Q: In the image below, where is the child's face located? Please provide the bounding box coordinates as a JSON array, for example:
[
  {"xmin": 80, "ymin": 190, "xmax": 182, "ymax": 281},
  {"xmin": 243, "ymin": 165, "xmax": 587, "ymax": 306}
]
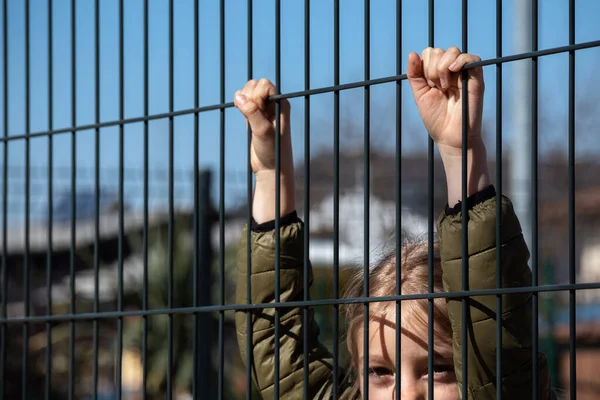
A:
[{"xmin": 355, "ymin": 308, "xmax": 459, "ymax": 399}]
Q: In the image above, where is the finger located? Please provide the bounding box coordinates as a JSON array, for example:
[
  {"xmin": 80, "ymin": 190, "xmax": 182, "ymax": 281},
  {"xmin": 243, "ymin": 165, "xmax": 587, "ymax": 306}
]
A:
[
  {"xmin": 448, "ymin": 53, "xmax": 482, "ymax": 72},
  {"xmin": 234, "ymin": 91, "xmax": 272, "ymax": 135},
  {"xmin": 253, "ymin": 78, "xmax": 277, "ymax": 112},
  {"xmin": 427, "ymin": 48, "xmax": 445, "ymax": 90},
  {"xmin": 421, "ymin": 47, "xmax": 436, "ymax": 88},
  {"xmin": 407, "ymin": 52, "xmax": 430, "ymax": 102},
  {"xmin": 437, "ymin": 46, "xmax": 461, "ymax": 90},
  {"xmin": 255, "ymin": 78, "xmax": 276, "ymax": 98},
  {"xmin": 240, "ymin": 80, "xmax": 260, "ymax": 112},
  {"xmin": 448, "ymin": 53, "xmax": 484, "ymax": 89},
  {"xmin": 241, "ymin": 79, "xmax": 259, "ymax": 96}
]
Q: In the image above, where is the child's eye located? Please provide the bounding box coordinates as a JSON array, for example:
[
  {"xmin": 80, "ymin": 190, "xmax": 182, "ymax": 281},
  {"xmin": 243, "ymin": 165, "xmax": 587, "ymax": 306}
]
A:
[
  {"xmin": 432, "ymin": 364, "xmax": 454, "ymax": 375},
  {"xmin": 430, "ymin": 364, "xmax": 456, "ymax": 382},
  {"xmin": 368, "ymin": 367, "xmax": 394, "ymax": 379}
]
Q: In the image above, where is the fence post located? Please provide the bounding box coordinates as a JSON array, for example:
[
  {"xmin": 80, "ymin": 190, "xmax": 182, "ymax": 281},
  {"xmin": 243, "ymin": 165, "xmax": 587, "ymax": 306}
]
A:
[{"xmin": 196, "ymin": 169, "xmax": 215, "ymax": 398}]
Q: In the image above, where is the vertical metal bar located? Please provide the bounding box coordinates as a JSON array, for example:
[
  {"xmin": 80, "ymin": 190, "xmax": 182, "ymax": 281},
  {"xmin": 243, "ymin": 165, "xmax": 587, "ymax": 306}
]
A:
[
  {"xmin": 192, "ymin": 0, "xmax": 199, "ymax": 398},
  {"xmin": 363, "ymin": 1, "xmax": 370, "ymax": 398},
  {"xmin": 167, "ymin": 0, "xmax": 175, "ymax": 398},
  {"xmin": 196, "ymin": 171, "xmax": 214, "ymax": 395},
  {"xmin": 530, "ymin": 0, "xmax": 539, "ymax": 397},
  {"xmin": 142, "ymin": 1, "xmax": 149, "ymax": 398},
  {"xmin": 68, "ymin": 0, "xmax": 77, "ymax": 398},
  {"xmin": 274, "ymin": 0, "xmax": 281, "ymax": 397},
  {"xmin": 0, "ymin": 1, "xmax": 6, "ymax": 395},
  {"xmin": 22, "ymin": 0, "xmax": 31, "ymax": 398},
  {"xmin": 245, "ymin": 0, "xmax": 253, "ymax": 399},
  {"xmin": 304, "ymin": 0, "xmax": 313, "ymax": 397},
  {"xmin": 568, "ymin": 0, "xmax": 576, "ymax": 398},
  {"xmin": 394, "ymin": 0, "xmax": 402, "ymax": 398},
  {"xmin": 331, "ymin": 0, "xmax": 338, "ymax": 398},
  {"xmin": 495, "ymin": 0, "xmax": 503, "ymax": 398},
  {"xmin": 45, "ymin": 1, "xmax": 54, "ymax": 398},
  {"xmin": 427, "ymin": 0, "xmax": 434, "ymax": 398},
  {"xmin": 218, "ymin": 0, "xmax": 225, "ymax": 398},
  {"xmin": 92, "ymin": 0, "xmax": 100, "ymax": 398},
  {"xmin": 116, "ymin": 0, "xmax": 125, "ymax": 398},
  {"xmin": 460, "ymin": 0, "xmax": 469, "ymax": 396}
]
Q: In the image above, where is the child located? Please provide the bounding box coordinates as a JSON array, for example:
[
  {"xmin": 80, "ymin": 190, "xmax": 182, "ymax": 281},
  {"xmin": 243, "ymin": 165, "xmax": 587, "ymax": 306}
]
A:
[{"xmin": 233, "ymin": 47, "xmax": 554, "ymax": 399}]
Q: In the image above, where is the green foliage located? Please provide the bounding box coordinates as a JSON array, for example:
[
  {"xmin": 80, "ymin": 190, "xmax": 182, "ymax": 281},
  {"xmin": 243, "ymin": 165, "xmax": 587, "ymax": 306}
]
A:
[
  {"xmin": 123, "ymin": 214, "xmax": 246, "ymax": 399},
  {"xmin": 123, "ymin": 214, "xmax": 196, "ymax": 397}
]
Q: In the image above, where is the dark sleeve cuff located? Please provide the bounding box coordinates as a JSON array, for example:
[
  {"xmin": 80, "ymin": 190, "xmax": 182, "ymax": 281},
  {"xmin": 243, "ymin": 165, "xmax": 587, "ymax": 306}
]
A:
[
  {"xmin": 251, "ymin": 210, "xmax": 302, "ymax": 233},
  {"xmin": 445, "ymin": 185, "xmax": 496, "ymax": 216}
]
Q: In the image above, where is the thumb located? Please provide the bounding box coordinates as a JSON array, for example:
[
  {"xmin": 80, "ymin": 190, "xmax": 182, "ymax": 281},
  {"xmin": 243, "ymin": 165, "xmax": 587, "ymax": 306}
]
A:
[
  {"xmin": 234, "ymin": 92, "xmax": 272, "ymax": 135},
  {"xmin": 407, "ymin": 52, "xmax": 429, "ymax": 102}
]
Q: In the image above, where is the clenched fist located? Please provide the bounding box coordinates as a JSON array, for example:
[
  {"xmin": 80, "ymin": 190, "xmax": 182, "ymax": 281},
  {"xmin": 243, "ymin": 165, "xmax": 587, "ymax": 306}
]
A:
[
  {"xmin": 233, "ymin": 78, "xmax": 293, "ymax": 175},
  {"xmin": 407, "ymin": 47, "xmax": 485, "ymax": 156}
]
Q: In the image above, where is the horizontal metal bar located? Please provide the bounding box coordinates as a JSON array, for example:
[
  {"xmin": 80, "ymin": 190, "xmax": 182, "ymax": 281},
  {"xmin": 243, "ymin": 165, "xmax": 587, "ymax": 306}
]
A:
[
  {"xmin": 466, "ymin": 39, "xmax": 600, "ymax": 69},
  {"xmin": 2, "ymin": 39, "xmax": 599, "ymax": 144},
  {"xmin": 2, "ymin": 281, "xmax": 600, "ymax": 324},
  {"xmin": 1, "ymin": 104, "xmax": 232, "ymax": 142}
]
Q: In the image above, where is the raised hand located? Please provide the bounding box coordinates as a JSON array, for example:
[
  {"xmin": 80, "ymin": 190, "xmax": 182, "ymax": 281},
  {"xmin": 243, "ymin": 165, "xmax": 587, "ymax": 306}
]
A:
[
  {"xmin": 407, "ymin": 47, "xmax": 485, "ymax": 155},
  {"xmin": 234, "ymin": 78, "xmax": 295, "ymax": 223},
  {"xmin": 233, "ymin": 78, "xmax": 293, "ymax": 175},
  {"xmin": 408, "ymin": 47, "xmax": 490, "ymax": 205}
]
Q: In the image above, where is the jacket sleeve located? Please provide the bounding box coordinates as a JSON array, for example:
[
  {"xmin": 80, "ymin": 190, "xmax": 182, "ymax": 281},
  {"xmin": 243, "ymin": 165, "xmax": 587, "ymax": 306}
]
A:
[
  {"xmin": 234, "ymin": 216, "xmax": 352, "ymax": 400},
  {"xmin": 437, "ymin": 191, "xmax": 553, "ymax": 399}
]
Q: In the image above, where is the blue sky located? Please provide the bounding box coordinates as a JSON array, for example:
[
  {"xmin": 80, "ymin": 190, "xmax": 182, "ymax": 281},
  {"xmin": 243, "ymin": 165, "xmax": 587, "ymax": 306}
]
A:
[{"xmin": 1, "ymin": 0, "xmax": 599, "ymax": 221}]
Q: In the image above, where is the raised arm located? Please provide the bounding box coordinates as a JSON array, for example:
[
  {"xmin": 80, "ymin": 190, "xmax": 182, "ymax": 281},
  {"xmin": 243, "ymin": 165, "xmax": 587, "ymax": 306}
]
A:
[
  {"xmin": 232, "ymin": 79, "xmax": 350, "ymax": 399},
  {"xmin": 408, "ymin": 48, "xmax": 553, "ymax": 399}
]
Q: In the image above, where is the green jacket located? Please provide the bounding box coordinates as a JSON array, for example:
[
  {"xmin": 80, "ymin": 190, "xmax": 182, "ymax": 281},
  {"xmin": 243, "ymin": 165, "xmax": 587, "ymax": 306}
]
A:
[{"xmin": 235, "ymin": 192, "xmax": 553, "ymax": 399}]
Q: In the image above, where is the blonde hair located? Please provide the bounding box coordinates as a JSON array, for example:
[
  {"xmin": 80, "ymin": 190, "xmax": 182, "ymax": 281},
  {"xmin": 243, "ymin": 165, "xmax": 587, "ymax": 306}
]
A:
[{"xmin": 341, "ymin": 241, "xmax": 452, "ymax": 390}]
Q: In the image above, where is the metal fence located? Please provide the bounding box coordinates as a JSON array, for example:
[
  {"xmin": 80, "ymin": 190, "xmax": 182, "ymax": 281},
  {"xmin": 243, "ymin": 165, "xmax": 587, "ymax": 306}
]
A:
[{"xmin": 1, "ymin": 0, "xmax": 600, "ymax": 399}]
